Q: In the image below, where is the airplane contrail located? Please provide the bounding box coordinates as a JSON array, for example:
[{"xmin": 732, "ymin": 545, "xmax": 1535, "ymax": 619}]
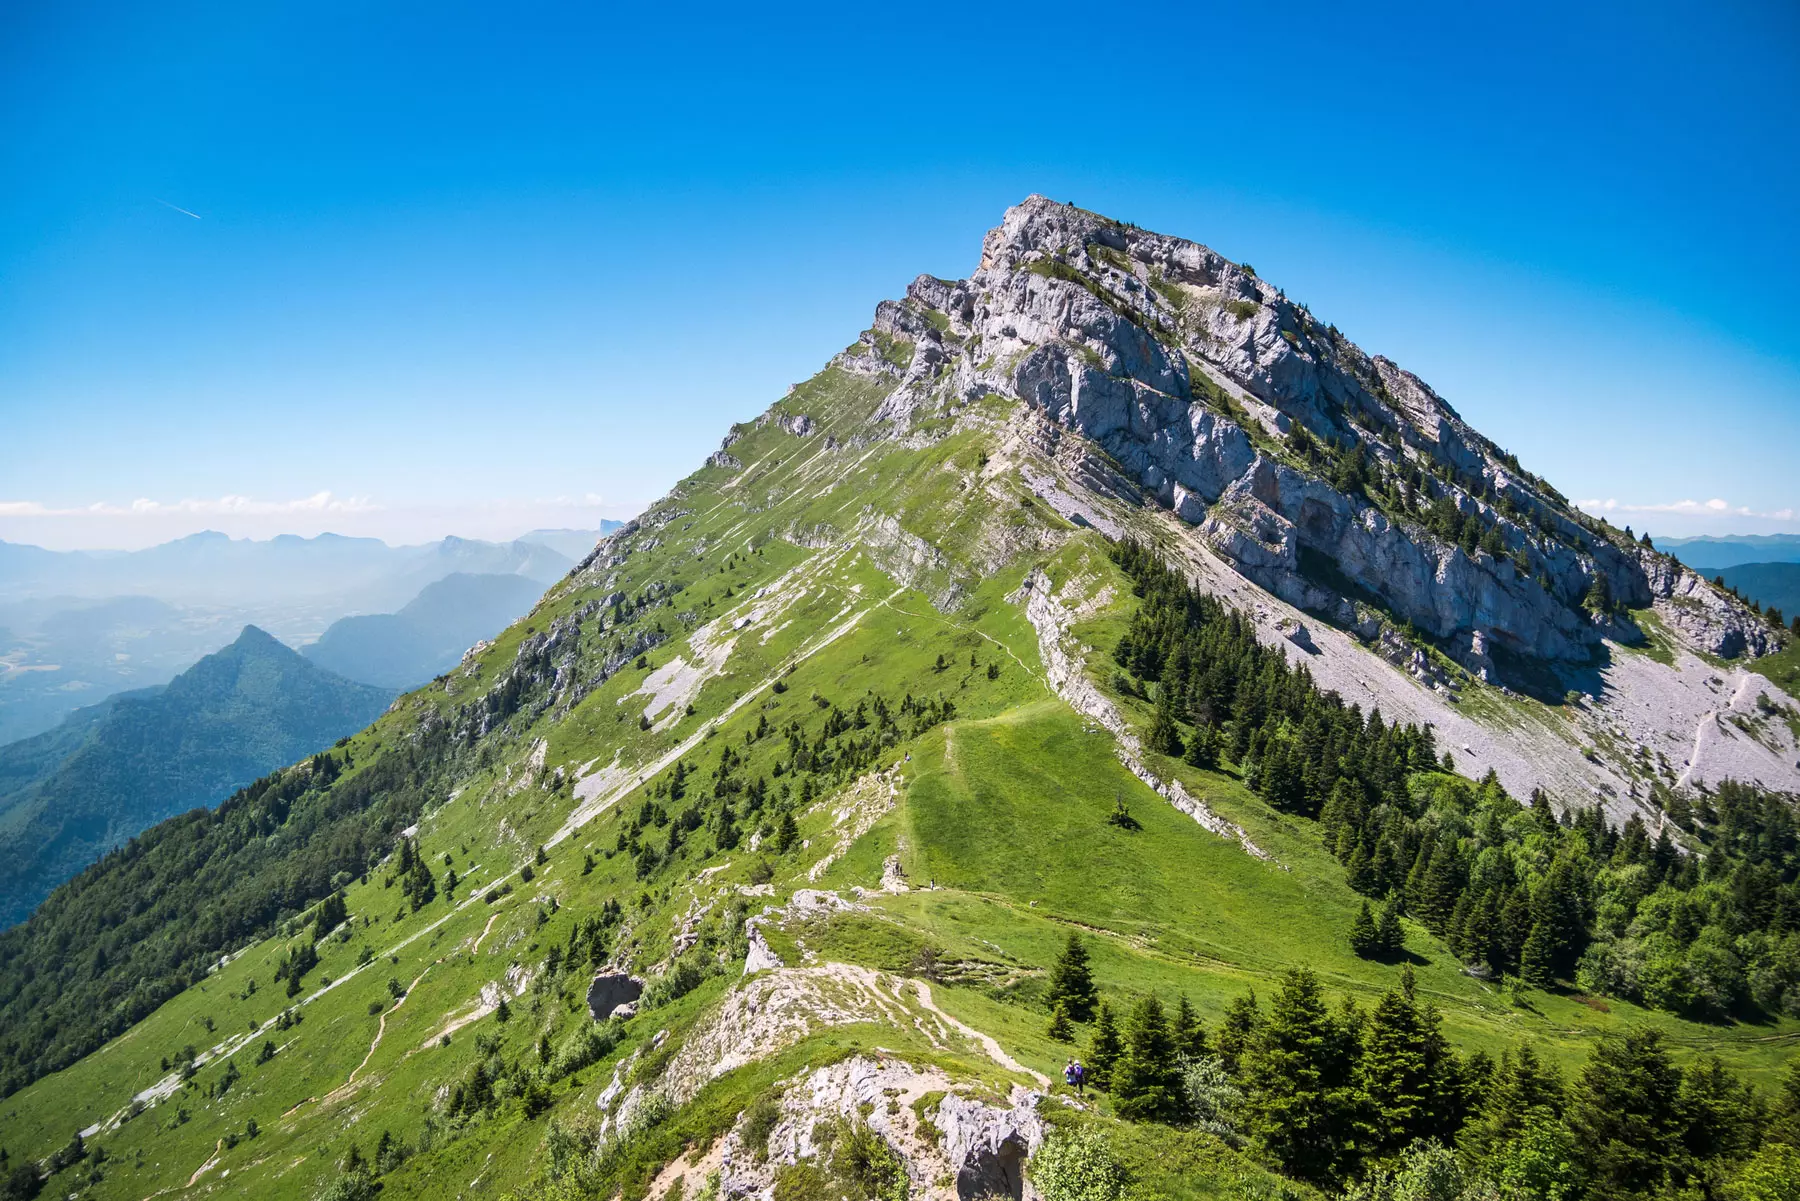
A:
[{"xmin": 154, "ymin": 198, "xmax": 202, "ymax": 219}]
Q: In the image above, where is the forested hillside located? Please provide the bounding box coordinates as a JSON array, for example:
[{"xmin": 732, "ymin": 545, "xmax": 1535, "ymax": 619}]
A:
[{"xmin": 0, "ymin": 627, "xmax": 394, "ymax": 927}]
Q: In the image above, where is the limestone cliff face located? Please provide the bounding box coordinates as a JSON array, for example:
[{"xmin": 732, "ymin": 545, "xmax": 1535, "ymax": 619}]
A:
[{"xmin": 839, "ymin": 196, "xmax": 1773, "ymax": 671}]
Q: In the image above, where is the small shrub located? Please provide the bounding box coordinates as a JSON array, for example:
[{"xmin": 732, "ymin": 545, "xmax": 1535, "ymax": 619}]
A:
[
  {"xmin": 742, "ymin": 1092, "xmax": 784, "ymax": 1160},
  {"xmin": 1030, "ymin": 1125, "xmax": 1132, "ymax": 1201}
]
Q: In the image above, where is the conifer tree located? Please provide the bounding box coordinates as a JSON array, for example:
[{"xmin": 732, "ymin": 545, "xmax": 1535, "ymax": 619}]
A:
[
  {"xmin": 1045, "ymin": 932, "xmax": 1097, "ymax": 1022},
  {"xmin": 773, "ymin": 810, "xmax": 799, "ymax": 854},
  {"xmin": 1347, "ymin": 838, "xmax": 1379, "ymax": 895},
  {"xmin": 1349, "ymin": 900, "xmax": 1380, "ymax": 958},
  {"xmin": 1459, "ymin": 1043, "xmax": 1564, "ymax": 1167},
  {"xmin": 1519, "ymin": 918, "xmax": 1556, "ymax": 988},
  {"xmin": 1678, "ymin": 1055, "xmax": 1762, "ymax": 1169},
  {"xmin": 1243, "ymin": 969, "xmax": 1358, "ymax": 1184},
  {"xmin": 1215, "ymin": 991, "xmax": 1260, "ymax": 1076},
  {"xmin": 1087, "ymin": 1001, "xmax": 1124, "ymax": 1093},
  {"xmin": 1375, "ymin": 897, "xmax": 1405, "ymax": 959},
  {"xmin": 312, "ymin": 890, "xmax": 348, "ymax": 941},
  {"xmin": 1112, "ymin": 996, "xmax": 1183, "ymax": 1124},
  {"xmin": 1184, "ymin": 723, "xmax": 1221, "ymax": 770},
  {"xmin": 1171, "ymin": 994, "xmax": 1206, "ymax": 1061},
  {"xmin": 1046, "ymin": 1001, "xmax": 1074, "ymax": 1043},
  {"xmin": 1359, "ymin": 966, "xmax": 1461, "ymax": 1155},
  {"xmin": 1565, "ymin": 1029, "xmax": 1685, "ymax": 1198},
  {"xmin": 715, "ymin": 801, "xmax": 739, "ymax": 852},
  {"xmin": 1149, "ymin": 685, "xmax": 1185, "ymax": 756}
]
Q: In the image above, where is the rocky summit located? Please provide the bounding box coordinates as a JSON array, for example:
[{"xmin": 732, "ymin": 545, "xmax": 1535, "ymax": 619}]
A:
[{"xmin": 3, "ymin": 199, "xmax": 1797, "ymax": 1201}]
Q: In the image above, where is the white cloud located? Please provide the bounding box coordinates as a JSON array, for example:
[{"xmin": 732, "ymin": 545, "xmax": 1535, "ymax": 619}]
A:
[
  {"xmin": 1577, "ymin": 497, "xmax": 1797, "ymax": 520},
  {"xmin": 0, "ymin": 491, "xmax": 641, "ymax": 551},
  {"xmin": 0, "ymin": 491, "xmax": 381, "ymax": 519}
]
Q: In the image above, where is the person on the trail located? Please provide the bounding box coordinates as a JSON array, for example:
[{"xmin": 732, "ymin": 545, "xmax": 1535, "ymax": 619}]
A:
[
  {"xmin": 1072, "ymin": 1059, "xmax": 1086, "ymax": 1096},
  {"xmin": 1064, "ymin": 1059, "xmax": 1078, "ymax": 1091}
]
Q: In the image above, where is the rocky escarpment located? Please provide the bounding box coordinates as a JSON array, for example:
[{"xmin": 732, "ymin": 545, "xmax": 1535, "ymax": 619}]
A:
[{"xmin": 835, "ymin": 196, "xmax": 1778, "ymax": 675}]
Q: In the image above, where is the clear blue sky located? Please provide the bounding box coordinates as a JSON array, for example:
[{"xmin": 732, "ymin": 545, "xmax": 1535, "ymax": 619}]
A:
[{"xmin": 3, "ymin": 0, "xmax": 1797, "ymax": 549}]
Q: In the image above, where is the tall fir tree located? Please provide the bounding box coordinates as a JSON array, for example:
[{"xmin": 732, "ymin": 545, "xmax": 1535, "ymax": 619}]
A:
[
  {"xmin": 1112, "ymin": 996, "xmax": 1184, "ymax": 1124},
  {"xmin": 1460, "ymin": 1043, "xmax": 1564, "ymax": 1167},
  {"xmin": 1358, "ymin": 966, "xmax": 1461, "ymax": 1157},
  {"xmin": 1045, "ymin": 932, "xmax": 1097, "ymax": 1022},
  {"xmin": 1184, "ymin": 723, "xmax": 1221, "ymax": 770},
  {"xmin": 1349, "ymin": 900, "xmax": 1380, "ymax": 958},
  {"xmin": 1375, "ymin": 896, "xmax": 1405, "ymax": 959},
  {"xmin": 1243, "ymin": 969, "xmax": 1359, "ymax": 1185},
  {"xmin": 1215, "ymin": 991, "xmax": 1260, "ymax": 1076},
  {"xmin": 1086, "ymin": 1001, "xmax": 1124, "ymax": 1093},
  {"xmin": 1519, "ymin": 918, "xmax": 1556, "ymax": 987},
  {"xmin": 1565, "ymin": 1029, "xmax": 1685, "ymax": 1199},
  {"xmin": 1149, "ymin": 684, "xmax": 1185, "ymax": 757},
  {"xmin": 1171, "ymin": 994, "xmax": 1207, "ymax": 1061}
]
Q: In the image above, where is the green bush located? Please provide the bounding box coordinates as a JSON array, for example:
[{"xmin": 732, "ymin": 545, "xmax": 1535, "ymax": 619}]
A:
[
  {"xmin": 1030, "ymin": 1126, "xmax": 1132, "ymax": 1201},
  {"xmin": 742, "ymin": 1092, "xmax": 784, "ymax": 1161}
]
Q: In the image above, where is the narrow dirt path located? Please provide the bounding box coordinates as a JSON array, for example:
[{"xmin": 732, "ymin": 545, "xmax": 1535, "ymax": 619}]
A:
[
  {"xmin": 323, "ymin": 963, "xmax": 434, "ymax": 1105},
  {"xmin": 470, "ymin": 911, "xmax": 502, "ymax": 955},
  {"xmin": 909, "ymin": 978, "xmax": 1049, "ymax": 1088},
  {"xmin": 186, "ymin": 1138, "xmax": 224, "ymax": 1187},
  {"xmin": 879, "ymin": 595, "xmax": 1043, "ymax": 683}
]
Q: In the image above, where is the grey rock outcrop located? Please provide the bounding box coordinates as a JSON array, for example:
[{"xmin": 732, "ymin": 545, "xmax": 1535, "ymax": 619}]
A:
[
  {"xmin": 1636, "ymin": 547, "xmax": 1780, "ymax": 659},
  {"xmin": 714, "ymin": 1056, "xmax": 1044, "ymax": 1201},
  {"xmin": 847, "ymin": 195, "xmax": 1770, "ymax": 674}
]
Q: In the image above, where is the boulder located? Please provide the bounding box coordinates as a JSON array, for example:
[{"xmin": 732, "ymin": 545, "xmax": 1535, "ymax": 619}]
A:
[{"xmin": 586, "ymin": 972, "xmax": 643, "ymax": 1022}]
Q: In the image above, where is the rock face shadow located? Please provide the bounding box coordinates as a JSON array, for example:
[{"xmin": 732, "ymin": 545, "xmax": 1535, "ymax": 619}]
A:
[
  {"xmin": 957, "ymin": 1132, "xmax": 1028, "ymax": 1199},
  {"xmin": 586, "ymin": 972, "xmax": 642, "ymax": 1022}
]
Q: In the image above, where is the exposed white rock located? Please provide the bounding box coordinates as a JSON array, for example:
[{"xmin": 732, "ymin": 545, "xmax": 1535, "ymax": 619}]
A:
[{"xmin": 714, "ymin": 1055, "xmax": 1044, "ymax": 1201}]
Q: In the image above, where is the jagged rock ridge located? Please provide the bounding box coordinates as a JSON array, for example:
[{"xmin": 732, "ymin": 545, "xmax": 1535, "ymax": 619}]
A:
[{"xmin": 835, "ymin": 195, "xmax": 1773, "ymax": 677}]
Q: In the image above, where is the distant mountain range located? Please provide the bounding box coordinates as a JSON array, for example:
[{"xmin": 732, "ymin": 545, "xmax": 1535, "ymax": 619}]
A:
[
  {"xmin": 1716, "ymin": 562, "xmax": 1800, "ymax": 625},
  {"xmin": 0, "ymin": 528, "xmax": 614, "ymax": 609},
  {"xmin": 1658, "ymin": 533, "xmax": 1800, "ymax": 571},
  {"xmin": 0, "ymin": 626, "xmax": 394, "ymax": 927},
  {"xmin": 0, "ymin": 524, "xmax": 618, "ymax": 746},
  {"xmin": 302, "ymin": 571, "xmax": 547, "ymax": 689}
]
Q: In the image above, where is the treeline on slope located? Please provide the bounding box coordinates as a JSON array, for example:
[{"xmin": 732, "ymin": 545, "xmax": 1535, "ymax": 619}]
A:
[
  {"xmin": 1110, "ymin": 542, "xmax": 1800, "ymax": 1023},
  {"xmin": 620, "ymin": 682, "xmax": 965, "ymax": 883},
  {"xmin": 0, "ymin": 735, "xmax": 451, "ymax": 1099},
  {"xmin": 1282, "ymin": 422, "xmax": 1637, "ymax": 620},
  {"xmin": 1041, "ymin": 934, "xmax": 1799, "ymax": 1199}
]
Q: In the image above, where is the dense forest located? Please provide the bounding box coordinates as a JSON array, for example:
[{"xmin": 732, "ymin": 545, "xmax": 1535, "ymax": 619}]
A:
[
  {"xmin": 0, "ymin": 734, "xmax": 450, "ymax": 1099},
  {"xmin": 1110, "ymin": 541, "xmax": 1800, "ymax": 1024},
  {"xmin": 1043, "ymin": 934, "xmax": 1799, "ymax": 1199}
]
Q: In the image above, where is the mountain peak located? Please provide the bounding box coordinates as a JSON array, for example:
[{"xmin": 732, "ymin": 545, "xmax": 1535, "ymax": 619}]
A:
[
  {"xmin": 229, "ymin": 624, "xmax": 287, "ymax": 653},
  {"xmin": 828, "ymin": 199, "xmax": 1779, "ymax": 680}
]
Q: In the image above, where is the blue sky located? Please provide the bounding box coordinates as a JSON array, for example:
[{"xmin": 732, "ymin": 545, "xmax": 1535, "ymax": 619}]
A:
[{"xmin": 3, "ymin": 0, "xmax": 1797, "ymax": 549}]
